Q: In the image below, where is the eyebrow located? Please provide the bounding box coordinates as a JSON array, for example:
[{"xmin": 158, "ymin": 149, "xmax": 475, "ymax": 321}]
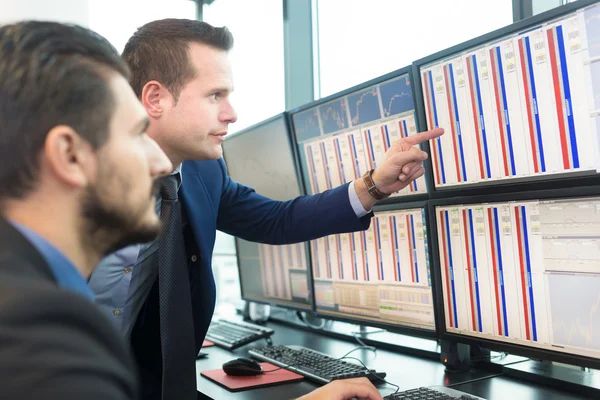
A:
[
  {"xmin": 130, "ymin": 117, "xmax": 150, "ymax": 134},
  {"xmin": 210, "ymin": 86, "xmax": 233, "ymax": 94}
]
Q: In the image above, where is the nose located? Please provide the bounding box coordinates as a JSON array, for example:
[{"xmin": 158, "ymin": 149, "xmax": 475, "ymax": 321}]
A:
[
  {"xmin": 145, "ymin": 135, "xmax": 173, "ymax": 178},
  {"xmin": 221, "ymin": 99, "xmax": 238, "ymax": 124}
]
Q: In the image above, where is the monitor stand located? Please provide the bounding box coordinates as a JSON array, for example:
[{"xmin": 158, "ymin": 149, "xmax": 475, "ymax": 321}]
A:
[
  {"xmin": 243, "ymin": 301, "xmax": 271, "ymax": 323},
  {"xmin": 440, "ymin": 340, "xmax": 471, "ymax": 372},
  {"xmin": 504, "ymin": 360, "xmax": 600, "ymax": 398}
]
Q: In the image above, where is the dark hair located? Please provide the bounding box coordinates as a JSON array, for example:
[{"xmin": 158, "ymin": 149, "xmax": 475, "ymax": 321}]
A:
[
  {"xmin": 122, "ymin": 19, "xmax": 233, "ymax": 101},
  {"xmin": 0, "ymin": 21, "xmax": 130, "ymax": 202}
]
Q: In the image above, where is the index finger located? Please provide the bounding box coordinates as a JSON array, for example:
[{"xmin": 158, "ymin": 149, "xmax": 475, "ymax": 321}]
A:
[{"xmin": 404, "ymin": 127, "xmax": 444, "ymax": 146}]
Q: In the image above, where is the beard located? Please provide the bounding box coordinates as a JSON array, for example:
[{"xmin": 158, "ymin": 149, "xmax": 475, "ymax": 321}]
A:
[{"xmin": 81, "ymin": 176, "xmax": 161, "ymax": 257}]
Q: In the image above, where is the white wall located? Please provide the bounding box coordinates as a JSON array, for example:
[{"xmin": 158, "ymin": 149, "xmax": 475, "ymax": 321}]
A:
[
  {"xmin": 0, "ymin": 0, "xmax": 90, "ymax": 26},
  {"xmin": 0, "ymin": 0, "xmax": 197, "ymax": 54},
  {"xmin": 88, "ymin": 0, "xmax": 197, "ymax": 53},
  {"xmin": 315, "ymin": 0, "xmax": 514, "ymax": 98}
]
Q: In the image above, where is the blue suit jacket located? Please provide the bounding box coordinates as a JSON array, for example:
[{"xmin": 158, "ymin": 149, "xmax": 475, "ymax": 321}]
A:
[
  {"xmin": 131, "ymin": 158, "xmax": 372, "ymax": 398},
  {"xmin": 181, "ymin": 158, "xmax": 372, "ymax": 347}
]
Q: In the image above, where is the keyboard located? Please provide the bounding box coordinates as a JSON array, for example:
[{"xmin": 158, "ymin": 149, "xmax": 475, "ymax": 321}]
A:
[
  {"xmin": 384, "ymin": 386, "xmax": 486, "ymax": 400},
  {"xmin": 248, "ymin": 345, "xmax": 387, "ymax": 384},
  {"xmin": 205, "ymin": 318, "xmax": 274, "ymax": 350}
]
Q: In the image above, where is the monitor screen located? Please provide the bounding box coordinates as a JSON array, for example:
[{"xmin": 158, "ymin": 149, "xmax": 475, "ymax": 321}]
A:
[
  {"xmin": 418, "ymin": 2, "xmax": 600, "ymax": 189},
  {"xmin": 312, "ymin": 206, "xmax": 436, "ymax": 333},
  {"xmin": 222, "ymin": 114, "xmax": 312, "ymax": 310},
  {"xmin": 292, "ymin": 69, "xmax": 428, "ymax": 199},
  {"xmin": 435, "ymin": 195, "xmax": 600, "ymax": 363}
]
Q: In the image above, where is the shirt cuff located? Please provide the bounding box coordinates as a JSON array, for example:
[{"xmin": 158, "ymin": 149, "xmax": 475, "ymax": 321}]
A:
[{"xmin": 348, "ymin": 180, "xmax": 371, "ymax": 218}]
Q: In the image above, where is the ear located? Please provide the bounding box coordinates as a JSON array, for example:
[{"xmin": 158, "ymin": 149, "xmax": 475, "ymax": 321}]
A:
[
  {"xmin": 43, "ymin": 125, "xmax": 95, "ymax": 189},
  {"xmin": 141, "ymin": 80, "xmax": 170, "ymax": 119}
]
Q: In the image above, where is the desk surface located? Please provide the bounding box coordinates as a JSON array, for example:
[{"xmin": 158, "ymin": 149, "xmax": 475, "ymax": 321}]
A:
[
  {"xmin": 452, "ymin": 375, "xmax": 590, "ymax": 400},
  {"xmin": 195, "ymin": 320, "xmax": 590, "ymax": 399}
]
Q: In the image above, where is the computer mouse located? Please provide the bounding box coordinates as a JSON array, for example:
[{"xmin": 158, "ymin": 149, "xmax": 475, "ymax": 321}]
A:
[{"xmin": 222, "ymin": 357, "xmax": 264, "ymax": 376}]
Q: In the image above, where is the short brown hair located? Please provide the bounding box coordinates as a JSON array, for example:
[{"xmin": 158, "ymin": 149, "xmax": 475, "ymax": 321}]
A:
[
  {"xmin": 122, "ymin": 19, "xmax": 233, "ymax": 102},
  {"xmin": 0, "ymin": 21, "xmax": 130, "ymax": 202}
]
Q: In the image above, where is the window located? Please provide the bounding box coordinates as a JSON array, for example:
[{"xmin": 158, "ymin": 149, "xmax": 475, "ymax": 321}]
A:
[
  {"xmin": 202, "ymin": 0, "xmax": 286, "ymax": 311},
  {"xmin": 203, "ymin": 0, "xmax": 285, "ymax": 133},
  {"xmin": 532, "ymin": 0, "xmax": 574, "ymax": 16},
  {"xmin": 88, "ymin": 0, "xmax": 197, "ymax": 53},
  {"xmin": 314, "ymin": 0, "xmax": 513, "ymax": 98}
]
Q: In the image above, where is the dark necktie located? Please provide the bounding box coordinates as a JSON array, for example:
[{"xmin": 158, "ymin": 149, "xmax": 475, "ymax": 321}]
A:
[{"xmin": 158, "ymin": 175, "xmax": 196, "ymax": 400}]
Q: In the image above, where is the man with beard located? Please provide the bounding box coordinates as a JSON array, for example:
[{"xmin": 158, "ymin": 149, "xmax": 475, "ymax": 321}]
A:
[
  {"xmin": 0, "ymin": 21, "xmax": 172, "ymax": 399},
  {"xmin": 0, "ymin": 20, "xmax": 387, "ymax": 400}
]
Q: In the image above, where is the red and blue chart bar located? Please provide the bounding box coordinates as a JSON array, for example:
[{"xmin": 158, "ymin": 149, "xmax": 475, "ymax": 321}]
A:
[
  {"xmin": 311, "ymin": 209, "xmax": 430, "ymax": 287},
  {"xmin": 302, "ymin": 114, "xmax": 427, "ymax": 198},
  {"xmin": 421, "ymin": 7, "xmax": 600, "ymax": 188},
  {"xmin": 436, "ymin": 202, "xmax": 549, "ymax": 343}
]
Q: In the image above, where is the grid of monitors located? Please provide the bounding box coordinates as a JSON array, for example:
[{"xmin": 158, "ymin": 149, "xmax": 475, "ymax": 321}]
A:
[
  {"xmin": 417, "ymin": 1, "xmax": 600, "ymax": 190},
  {"xmin": 310, "ymin": 205, "xmax": 436, "ymax": 332},
  {"xmin": 289, "ymin": 69, "xmax": 437, "ymax": 334},
  {"xmin": 433, "ymin": 192, "xmax": 600, "ymax": 365},
  {"xmin": 222, "ymin": 114, "xmax": 311, "ymax": 310},
  {"xmin": 292, "ymin": 68, "xmax": 428, "ymax": 199}
]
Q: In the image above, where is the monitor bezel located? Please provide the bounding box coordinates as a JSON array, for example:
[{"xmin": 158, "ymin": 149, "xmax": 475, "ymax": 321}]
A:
[
  {"xmin": 223, "ymin": 112, "xmax": 308, "ymax": 197},
  {"xmin": 310, "ymin": 199, "xmax": 440, "ymax": 339},
  {"xmin": 232, "ymin": 237, "xmax": 313, "ymax": 311},
  {"xmin": 428, "ymin": 184, "xmax": 600, "ymax": 369},
  {"xmin": 411, "ymin": 0, "xmax": 600, "ymax": 196},
  {"xmin": 223, "ymin": 112, "xmax": 315, "ymax": 311},
  {"xmin": 289, "ymin": 65, "xmax": 435, "ymax": 204}
]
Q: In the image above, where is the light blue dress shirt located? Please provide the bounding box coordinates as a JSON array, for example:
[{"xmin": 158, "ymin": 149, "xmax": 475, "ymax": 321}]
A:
[
  {"xmin": 89, "ymin": 165, "xmax": 369, "ymax": 338},
  {"xmin": 10, "ymin": 221, "xmax": 94, "ymax": 301}
]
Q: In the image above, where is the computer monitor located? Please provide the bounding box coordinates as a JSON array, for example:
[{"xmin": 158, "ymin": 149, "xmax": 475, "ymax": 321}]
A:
[
  {"xmin": 288, "ymin": 67, "xmax": 438, "ymax": 335},
  {"xmin": 413, "ymin": 0, "xmax": 600, "ymax": 192},
  {"xmin": 430, "ymin": 186, "xmax": 600, "ymax": 368},
  {"xmin": 291, "ymin": 66, "xmax": 429, "ymax": 201},
  {"xmin": 222, "ymin": 114, "xmax": 312, "ymax": 310},
  {"xmin": 310, "ymin": 201, "xmax": 437, "ymax": 336}
]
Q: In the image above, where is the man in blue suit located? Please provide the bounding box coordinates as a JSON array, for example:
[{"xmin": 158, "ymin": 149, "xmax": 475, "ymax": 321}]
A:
[{"xmin": 89, "ymin": 19, "xmax": 443, "ymax": 400}]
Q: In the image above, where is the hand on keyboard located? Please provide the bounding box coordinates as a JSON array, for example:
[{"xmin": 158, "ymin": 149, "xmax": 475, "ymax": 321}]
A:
[{"xmin": 295, "ymin": 377, "xmax": 383, "ymax": 400}]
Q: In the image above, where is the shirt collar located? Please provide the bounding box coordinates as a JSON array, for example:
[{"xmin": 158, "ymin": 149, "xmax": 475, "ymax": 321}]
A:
[
  {"xmin": 172, "ymin": 163, "xmax": 183, "ymax": 190},
  {"xmin": 9, "ymin": 221, "xmax": 94, "ymax": 301}
]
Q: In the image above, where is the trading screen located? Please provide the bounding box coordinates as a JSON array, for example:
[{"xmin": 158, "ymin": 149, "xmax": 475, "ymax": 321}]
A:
[
  {"xmin": 293, "ymin": 72, "xmax": 428, "ymax": 198},
  {"xmin": 436, "ymin": 196, "xmax": 600, "ymax": 360},
  {"xmin": 421, "ymin": 3, "xmax": 600, "ymax": 188},
  {"xmin": 312, "ymin": 208, "xmax": 436, "ymax": 331},
  {"xmin": 223, "ymin": 115, "xmax": 311, "ymax": 308}
]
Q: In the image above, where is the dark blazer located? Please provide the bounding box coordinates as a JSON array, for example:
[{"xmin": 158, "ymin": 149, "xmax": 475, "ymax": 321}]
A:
[
  {"xmin": 0, "ymin": 218, "xmax": 138, "ymax": 400},
  {"xmin": 131, "ymin": 158, "xmax": 372, "ymax": 399}
]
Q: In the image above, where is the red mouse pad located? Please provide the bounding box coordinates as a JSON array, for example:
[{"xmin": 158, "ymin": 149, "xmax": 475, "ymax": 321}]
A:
[
  {"xmin": 202, "ymin": 340, "xmax": 215, "ymax": 348},
  {"xmin": 201, "ymin": 362, "xmax": 304, "ymax": 392}
]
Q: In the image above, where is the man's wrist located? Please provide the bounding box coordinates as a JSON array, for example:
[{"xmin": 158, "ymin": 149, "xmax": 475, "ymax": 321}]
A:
[
  {"xmin": 354, "ymin": 177, "xmax": 378, "ymax": 211},
  {"xmin": 362, "ymin": 169, "xmax": 390, "ymax": 201}
]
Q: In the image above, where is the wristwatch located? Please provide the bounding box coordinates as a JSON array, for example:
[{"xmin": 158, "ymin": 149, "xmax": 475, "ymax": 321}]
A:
[{"xmin": 362, "ymin": 169, "xmax": 390, "ymax": 201}]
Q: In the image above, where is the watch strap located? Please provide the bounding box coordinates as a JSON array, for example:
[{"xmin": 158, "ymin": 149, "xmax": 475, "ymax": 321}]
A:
[{"xmin": 362, "ymin": 169, "xmax": 389, "ymax": 201}]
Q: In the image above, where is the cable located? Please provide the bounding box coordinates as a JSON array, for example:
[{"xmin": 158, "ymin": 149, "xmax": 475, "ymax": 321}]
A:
[
  {"xmin": 471, "ymin": 352, "xmax": 508, "ymax": 362},
  {"xmin": 296, "ymin": 311, "xmax": 326, "ymax": 329},
  {"xmin": 342, "ymin": 356, "xmax": 400, "ymax": 394},
  {"xmin": 445, "ymin": 373, "xmax": 504, "ymax": 388},
  {"xmin": 353, "ymin": 334, "xmax": 377, "ymax": 353}
]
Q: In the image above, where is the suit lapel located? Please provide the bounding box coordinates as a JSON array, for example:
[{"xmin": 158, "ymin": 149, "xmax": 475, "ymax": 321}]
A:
[
  {"xmin": 0, "ymin": 217, "xmax": 55, "ymax": 282},
  {"xmin": 180, "ymin": 171, "xmax": 217, "ymax": 257}
]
